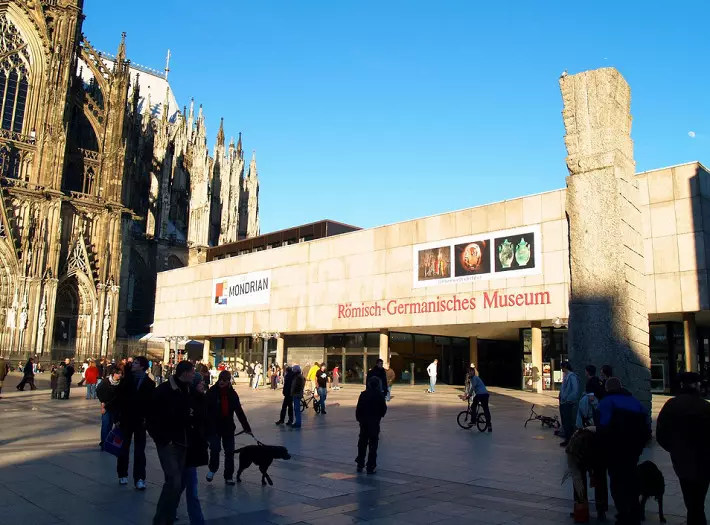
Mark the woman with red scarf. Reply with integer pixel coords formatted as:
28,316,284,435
204,370,251,485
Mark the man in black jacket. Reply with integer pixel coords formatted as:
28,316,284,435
149,360,195,525
205,370,251,485
355,377,388,474
97,365,123,449
16,357,36,391
275,366,294,426
64,358,75,399
366,359,388,398
116,356,155,490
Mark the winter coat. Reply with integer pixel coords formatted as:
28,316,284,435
96,379,121,415
585,376,606,400
148,375,192,448
291,373,305,398
0,358,8,381
282,369,295,397
84,366,100,385
205,384,251,436
366,366,388,394
385,368,395,387
56,365,68,391
356,387,387,426
23,359,34,378
657,391,710,480
598,389,649,459
186,390,209,468
559,372,580,404
116,372,156,429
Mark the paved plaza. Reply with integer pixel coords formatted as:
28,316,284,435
0,372,703,525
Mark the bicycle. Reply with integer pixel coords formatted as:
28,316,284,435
300,389,321,414
523,404,560,429
456,395,488,432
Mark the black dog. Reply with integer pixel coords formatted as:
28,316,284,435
234,445,291,485
637,460,666,523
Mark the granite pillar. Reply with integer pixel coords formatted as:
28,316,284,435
531,322,543,393
202,339,211,365
276,336,285,367
683,313,698,373
379,329,389,362
561,67,651,410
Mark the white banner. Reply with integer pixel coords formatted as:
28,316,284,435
212,270,271,308
412,225,542,288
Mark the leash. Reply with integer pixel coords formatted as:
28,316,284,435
235,429,265,446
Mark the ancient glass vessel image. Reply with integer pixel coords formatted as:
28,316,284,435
515,238,531,267
498,239,514,268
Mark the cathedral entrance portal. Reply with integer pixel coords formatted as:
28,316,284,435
53,275,95,360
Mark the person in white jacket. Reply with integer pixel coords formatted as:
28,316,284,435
426,359,438,393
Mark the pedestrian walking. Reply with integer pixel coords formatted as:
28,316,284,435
290,365,305,429
275,366,295,426
306,362,319,391
115,356,155,490
205,370,251,485
315,363,328,414
366,359,388,398
332,365,340,390
426,359,438,393
252,363,263,389
50,364,59,399
16,357,37,391
385,363,395,401
0,355,9,398
148,360,196,525
558,361,580,447
97,365,123,449
84,360,100,399
564,426,607,522
178,373,208,525
597,377,649,525
355,377,387,474
152,361,164,385
657,372,710,525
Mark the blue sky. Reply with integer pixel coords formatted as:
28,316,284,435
84,1,709,234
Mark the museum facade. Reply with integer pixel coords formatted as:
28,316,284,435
153,160,710,394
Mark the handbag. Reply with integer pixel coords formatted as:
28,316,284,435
104,426,124,457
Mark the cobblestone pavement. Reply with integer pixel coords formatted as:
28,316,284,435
0,372,701,524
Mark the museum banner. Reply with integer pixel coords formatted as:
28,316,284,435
213,269,271,309
412,225,542,288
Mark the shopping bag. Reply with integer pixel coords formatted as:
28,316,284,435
104,426,124,457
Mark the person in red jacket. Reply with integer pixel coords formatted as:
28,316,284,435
84,360,100,400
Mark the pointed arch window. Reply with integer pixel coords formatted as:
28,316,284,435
0,16,31,134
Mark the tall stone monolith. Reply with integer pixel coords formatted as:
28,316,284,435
560,68,651,410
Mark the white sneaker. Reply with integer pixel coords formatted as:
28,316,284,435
135,480,146,491
206,471,215,482
119,477,128,485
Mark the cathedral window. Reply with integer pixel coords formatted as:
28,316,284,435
0,16,31,135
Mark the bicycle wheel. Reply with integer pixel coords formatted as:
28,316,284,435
457,410,474,429
313,401,320,414
476,413,488,432
300,398,307,413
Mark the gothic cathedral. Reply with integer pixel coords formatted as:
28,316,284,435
0,0,260,359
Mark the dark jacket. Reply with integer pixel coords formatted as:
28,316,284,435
0,358,9,381
56,364,67,391
23,359,34,378
291,373,305,397
186,390,209,467
151,363,163,378
282,369,295,397
65,364,75,383
96,379,121,415
657,391,710,480
205,383,251,436
116,372,156,429
585,376,605,400
148,375,192,447
598,389,649,458
366,366,388,394
356,388,387,426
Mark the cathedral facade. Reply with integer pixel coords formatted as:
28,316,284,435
0,0,260,360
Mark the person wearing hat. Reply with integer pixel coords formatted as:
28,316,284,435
205,370,251,485
657,372,710,525
597,376,648,525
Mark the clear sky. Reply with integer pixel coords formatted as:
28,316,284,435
84,0,709,234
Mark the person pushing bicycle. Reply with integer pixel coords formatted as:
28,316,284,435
465,364,492,432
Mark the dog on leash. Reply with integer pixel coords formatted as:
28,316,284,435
637,460,666,523
235,444,291,485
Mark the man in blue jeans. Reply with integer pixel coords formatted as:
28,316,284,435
96,366,123,449
316,363,328,414
427,359,438,393
290,366,305,428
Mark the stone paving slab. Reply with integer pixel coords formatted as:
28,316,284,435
0,371,701,524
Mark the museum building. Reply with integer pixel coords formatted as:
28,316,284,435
152,160,710,394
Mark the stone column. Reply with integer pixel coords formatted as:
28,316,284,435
276,336,285,367
531,322,543,393
469,336,478,368
379,329,389,362
683,313,698,373
561,68,651,410
202,338,211,365
163,340,170,364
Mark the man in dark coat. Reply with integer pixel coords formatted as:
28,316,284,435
205,370,251,485
16,357,36,391
366,359,388,397
63,358,75,399
148,360,195,525
275,366,294,426
657,372,710,525
97,365,123,449
597,377,649,525
355,376,388,474
115,356,155,490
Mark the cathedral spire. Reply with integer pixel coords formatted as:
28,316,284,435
237,131,243,159
217,117,225,147
131,73,141,113
117,32,127,62
143,91,152,118
162,86,170,122
188,98,195,130
249,150,257,174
